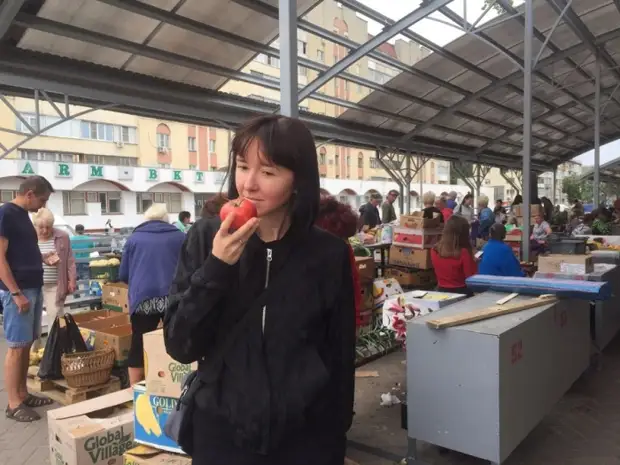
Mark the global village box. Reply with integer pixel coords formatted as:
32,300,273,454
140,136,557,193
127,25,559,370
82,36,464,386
134,382,184,454
48,388,134,465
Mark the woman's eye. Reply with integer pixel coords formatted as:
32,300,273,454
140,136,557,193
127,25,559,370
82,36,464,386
262,170,275,176
237,164,249,171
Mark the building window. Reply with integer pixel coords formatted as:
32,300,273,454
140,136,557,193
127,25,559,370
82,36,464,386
63,192,87,215
188,136,196,151
335,154,339,173
189,164,197,170
317,49,324,63
136,192,182,214
0,190,16,203
99,192,122,214
157,133,170,149
319,147,326,165
209,140,216,152
358,152,364,168
346,155,350,166
370,158,380,169
84,154,138,166
297,40,307,55
159,163,171,168
19,150,76,163
298,66,307,76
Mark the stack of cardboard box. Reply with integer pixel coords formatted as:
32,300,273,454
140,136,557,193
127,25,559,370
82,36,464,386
385,212,440,288
355,256,375,334
512,204,544,226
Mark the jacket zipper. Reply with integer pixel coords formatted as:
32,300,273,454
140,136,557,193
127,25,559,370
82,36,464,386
262,248,272,334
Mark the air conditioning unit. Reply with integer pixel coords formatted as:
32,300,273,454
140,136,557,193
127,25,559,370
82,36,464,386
157,146,168,153
115,141,124,148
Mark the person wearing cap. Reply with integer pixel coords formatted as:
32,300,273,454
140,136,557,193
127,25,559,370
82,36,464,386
381,190,399,224
359,192,382,230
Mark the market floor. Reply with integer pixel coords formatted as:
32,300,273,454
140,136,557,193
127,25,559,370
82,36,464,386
3,332,620,465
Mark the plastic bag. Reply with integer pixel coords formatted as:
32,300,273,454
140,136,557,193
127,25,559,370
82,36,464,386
38,314,88,380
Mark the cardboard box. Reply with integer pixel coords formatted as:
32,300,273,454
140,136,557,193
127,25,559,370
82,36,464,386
48,389,134,465
354,256,375,283
372,278,404,309
389,246,432,269
103,283,130,313
123,445,191,465
538,254,594,274
360,284,374,311
79,316,132,361
73,309,126,325
143,329,197,398
384,267,436,288
513,204,543,218
133,382,182,454
399,212,443,230
392,226,441,249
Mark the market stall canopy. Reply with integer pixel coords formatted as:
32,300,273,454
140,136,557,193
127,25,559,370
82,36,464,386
1,0,620,171
579,154,620,183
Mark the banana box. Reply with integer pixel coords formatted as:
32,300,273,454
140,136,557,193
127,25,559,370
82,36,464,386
372,278,404,309
123,445,191,465
48,389,134,465
133,382,183,454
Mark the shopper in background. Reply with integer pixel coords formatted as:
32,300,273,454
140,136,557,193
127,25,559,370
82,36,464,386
477,195,495,239
119,203,185,385
422,191,444,222
315,195,362,329
592,208,613,235
531,214,552,243
494,199,506,224
431,215,477,297
381,189,399,224
32,208,77,348
165,115,355,465
572,213,593,236
174,211,192,233
570,199,584,220
201,194,229,219
359,192,382,230
446,191,458,209
70,224,93,297
453,193,475,222
479,224,524,277
0,176,55,422
435,196,452,222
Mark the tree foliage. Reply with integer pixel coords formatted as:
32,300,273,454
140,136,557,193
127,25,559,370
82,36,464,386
562,175,583,203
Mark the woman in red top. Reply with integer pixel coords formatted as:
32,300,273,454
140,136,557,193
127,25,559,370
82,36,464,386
315,195,362,327
431,215,477,296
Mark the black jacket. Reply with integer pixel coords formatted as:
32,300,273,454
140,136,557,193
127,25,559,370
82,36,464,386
164,217,356,460
359,202,381,229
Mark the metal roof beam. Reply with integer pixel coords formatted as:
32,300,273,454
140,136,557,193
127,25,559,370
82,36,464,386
0,49,553,171
296,0,453,103
0,0,26,41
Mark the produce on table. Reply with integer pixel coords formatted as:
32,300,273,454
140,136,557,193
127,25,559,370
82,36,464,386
89,258,121,267
219,197,257,230
29,348,45,366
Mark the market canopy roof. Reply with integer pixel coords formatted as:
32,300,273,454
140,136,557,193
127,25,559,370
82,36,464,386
580,155,620,183
1,0,620,171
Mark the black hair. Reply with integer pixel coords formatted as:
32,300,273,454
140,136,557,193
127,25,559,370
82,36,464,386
19,175,54,196
178,211,191,222
512,194,523,206
226,115,320,231
489,223,506,241
75,224,85,233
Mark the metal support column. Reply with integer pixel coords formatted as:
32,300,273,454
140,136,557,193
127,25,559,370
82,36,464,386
522,0,534,262
594,53,601,206
405,155,412,215
278,0,298,117
551,169,557,205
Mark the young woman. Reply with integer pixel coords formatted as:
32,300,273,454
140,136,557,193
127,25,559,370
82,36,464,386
164,116,356,465
431,215,477,296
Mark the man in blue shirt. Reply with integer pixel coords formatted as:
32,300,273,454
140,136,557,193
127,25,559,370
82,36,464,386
479,224,525,277
0,176,55,421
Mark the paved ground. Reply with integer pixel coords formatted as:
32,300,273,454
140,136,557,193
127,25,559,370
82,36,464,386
3,329,620,465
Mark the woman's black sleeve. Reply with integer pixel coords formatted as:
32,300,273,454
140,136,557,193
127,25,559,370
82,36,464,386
327,243,357,432
164,221,236,364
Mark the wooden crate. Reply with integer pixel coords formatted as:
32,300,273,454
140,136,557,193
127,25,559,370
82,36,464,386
27,366,120,405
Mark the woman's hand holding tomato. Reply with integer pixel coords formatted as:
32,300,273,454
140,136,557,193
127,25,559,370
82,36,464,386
212,212,260,265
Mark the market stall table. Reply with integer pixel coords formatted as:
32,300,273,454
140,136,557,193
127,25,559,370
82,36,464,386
405,291,591,465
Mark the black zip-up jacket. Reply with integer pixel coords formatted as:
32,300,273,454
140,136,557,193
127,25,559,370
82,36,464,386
164,217,356,460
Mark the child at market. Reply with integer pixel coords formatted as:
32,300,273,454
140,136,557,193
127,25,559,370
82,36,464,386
431,215,477,297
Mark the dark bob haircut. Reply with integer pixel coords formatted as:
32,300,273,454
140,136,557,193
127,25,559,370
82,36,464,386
315,196,358,239
226,115,320,230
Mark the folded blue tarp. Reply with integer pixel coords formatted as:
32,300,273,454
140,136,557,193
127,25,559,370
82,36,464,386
466,275,611,301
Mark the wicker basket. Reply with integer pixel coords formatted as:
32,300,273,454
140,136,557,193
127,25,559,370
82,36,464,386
61,348,115,388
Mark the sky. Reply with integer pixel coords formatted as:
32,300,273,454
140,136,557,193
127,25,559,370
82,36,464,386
355,0,617,167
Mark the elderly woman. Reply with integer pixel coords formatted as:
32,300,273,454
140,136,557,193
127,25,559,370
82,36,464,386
477,195,495,239
119,203,185,385
32,208,76,331
422,191,444,223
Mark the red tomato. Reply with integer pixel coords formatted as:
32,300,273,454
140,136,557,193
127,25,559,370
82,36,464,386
220,197,257,230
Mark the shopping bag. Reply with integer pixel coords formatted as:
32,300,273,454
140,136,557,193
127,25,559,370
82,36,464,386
38,314,88,380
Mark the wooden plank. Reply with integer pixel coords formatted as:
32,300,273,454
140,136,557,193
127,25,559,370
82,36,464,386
355,370,379,378
426,295,558,329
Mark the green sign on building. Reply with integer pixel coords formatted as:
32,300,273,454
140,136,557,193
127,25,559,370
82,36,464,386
195,171,204,183
147,168,159,182
55,163,72,178
89,165,104,179
18,161,36,176
173,170,183,182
